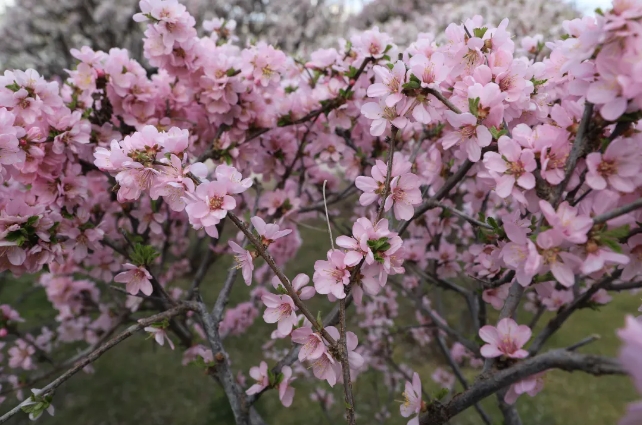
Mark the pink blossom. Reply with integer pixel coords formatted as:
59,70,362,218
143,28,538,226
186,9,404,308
367,61,407,107
262,293,297,335
479,318,531,359
504,372,546,404
291,326,326,361
385,174,422,220
8,339,35,370
361,99,409,137
400,372,423,425
144,326,175,350
409,52,450,89
483,284,510,310
442,111,492,162
483,136,536,197
114,263,154,296
184,181,236,238
586,138,640,193
272,274,315,300
431,367,455,389
229,241,254,285
246,361,270,395
251,216,292,246
539,200,593,244
278,366,295,407
311,352,337,386
313,249,350,299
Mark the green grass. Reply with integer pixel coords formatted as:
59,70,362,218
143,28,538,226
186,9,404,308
1,232,639,425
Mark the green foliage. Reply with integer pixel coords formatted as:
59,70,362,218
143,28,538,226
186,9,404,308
130,243,160,267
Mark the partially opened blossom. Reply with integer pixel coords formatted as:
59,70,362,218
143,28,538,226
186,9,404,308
114,264,153,296
144,326,175,350
400,372,424,425
229,241,254,285
278,366,295,407
479,318,531,359
262,293,297,335
246,361,269,395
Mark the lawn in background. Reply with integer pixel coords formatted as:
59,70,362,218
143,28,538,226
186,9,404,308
1,226,638,424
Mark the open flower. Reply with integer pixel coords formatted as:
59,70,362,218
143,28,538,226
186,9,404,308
483,136,537,197
291,326,326,361
262,293,297,335
385,174,422,220
442,111,492,162
586,138,640,193
479,318,531,359
367,61,407,107
361,99,409,136
114,263,153,296
400,372,423,425
313,249,350,299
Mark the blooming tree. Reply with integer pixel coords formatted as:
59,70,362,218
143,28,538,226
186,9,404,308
1,1,642,425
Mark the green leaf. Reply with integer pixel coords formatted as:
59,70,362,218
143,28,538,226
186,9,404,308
402,81,421,90
489,126,508,139
383,44,393,54
601,237,623,254
285,85,298,94
530,77,548,87
346,65,358,79
5,82,20,92
473,27,488,38
130,243,160,267
486,217,499,229
601,224,630,240
409,73,421,84
434,388,449,400
276,284,289,295
468,97,480,117
277,113,293,127
226,68,241,77
386,63,394,70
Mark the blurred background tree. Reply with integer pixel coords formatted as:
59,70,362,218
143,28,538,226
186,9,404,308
0,0,580,78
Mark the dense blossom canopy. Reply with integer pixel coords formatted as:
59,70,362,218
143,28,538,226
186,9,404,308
0,0,642,424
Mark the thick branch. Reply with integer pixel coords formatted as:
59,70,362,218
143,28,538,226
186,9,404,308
419,350,623,425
